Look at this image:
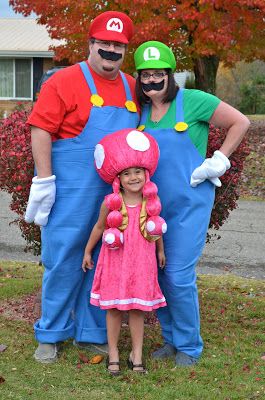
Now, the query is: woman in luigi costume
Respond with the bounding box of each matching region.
[134,41,249,366]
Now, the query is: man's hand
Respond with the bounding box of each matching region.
[190,150,230,188]
[25,175,56,226]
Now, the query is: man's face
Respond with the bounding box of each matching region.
[88,39,126,80]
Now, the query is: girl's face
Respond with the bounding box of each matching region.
[140,69,168,99]
[119,167,145,194]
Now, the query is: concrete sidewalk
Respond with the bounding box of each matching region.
[198,200,265,280]
[0,191,264,279]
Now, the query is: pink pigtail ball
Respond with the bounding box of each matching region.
[146,216,167,237]
[103,228,124,250]
[104,193,123,249]
[107,210,123,228]
[104,181,123,249]
[146,196,162,216]
[105,193,122,210]
[142,181,158,198]
[143,172,162,217]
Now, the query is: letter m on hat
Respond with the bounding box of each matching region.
[107,18,123,32]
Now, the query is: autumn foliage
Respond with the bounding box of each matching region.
[10,0,265,92]
[0,108,41,255]
[0,109,249,256]
[207,126,250,232]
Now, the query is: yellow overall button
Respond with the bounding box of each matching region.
[91,94,104,107]
[137,125,145,131]
[125,100,137,113]
[175,122,188,132]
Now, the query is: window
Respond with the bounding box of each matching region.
[0,59,32,99]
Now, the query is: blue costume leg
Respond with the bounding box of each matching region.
[156,180,214,358]
[74,245,107,343]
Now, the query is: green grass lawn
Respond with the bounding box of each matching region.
[0,261,264,400]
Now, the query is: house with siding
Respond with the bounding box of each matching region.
[0,18,195,117]
[0,18,62,116]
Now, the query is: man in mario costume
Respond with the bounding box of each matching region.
[25,11,139,363]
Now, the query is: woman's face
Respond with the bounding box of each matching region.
[140,69,168,100]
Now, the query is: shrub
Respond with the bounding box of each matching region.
[239,75,265,114]
[0,108,41,255]
[207,125,250,233]
[0,112,250,256]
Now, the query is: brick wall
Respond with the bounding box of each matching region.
[0,100,33,118]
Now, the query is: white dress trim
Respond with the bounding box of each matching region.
[91,292,166,307]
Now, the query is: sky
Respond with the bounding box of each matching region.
[0,0,36,18]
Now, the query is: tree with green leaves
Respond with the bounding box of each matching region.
[239,75,265,114]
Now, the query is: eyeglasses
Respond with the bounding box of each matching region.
[140,72,167,81]
[93,40,126,50]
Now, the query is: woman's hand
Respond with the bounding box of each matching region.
[82,253,94,272]
[190,150,230,187]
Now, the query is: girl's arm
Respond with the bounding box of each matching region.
[156,237,166,269]
[82,202,109,271]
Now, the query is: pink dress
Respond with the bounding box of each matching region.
[90,203,166,311]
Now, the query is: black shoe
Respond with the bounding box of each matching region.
[127,357,147,374]
[106,356,121,376]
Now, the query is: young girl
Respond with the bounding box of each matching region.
[82,128,167,375]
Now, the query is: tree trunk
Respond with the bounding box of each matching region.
[193,56,220,94]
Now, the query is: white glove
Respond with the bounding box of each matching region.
[190,151,230,188]
[25,175,56,226]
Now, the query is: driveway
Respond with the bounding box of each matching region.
[0,191,264,279]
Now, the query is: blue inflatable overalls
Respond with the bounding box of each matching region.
[34,62,139,344]
[139,89,215,358]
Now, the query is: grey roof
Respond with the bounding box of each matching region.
[0,18,62,57]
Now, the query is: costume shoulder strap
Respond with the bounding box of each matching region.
[175,88,184,123]
[79,61,97,94]
[120,71,132,101]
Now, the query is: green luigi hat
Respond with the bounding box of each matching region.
[134,41,176,71]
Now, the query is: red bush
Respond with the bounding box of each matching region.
[0,111,250,256]
[207,125,250,233]
[0,108,41,255]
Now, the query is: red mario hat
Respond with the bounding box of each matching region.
[89,11,134,44]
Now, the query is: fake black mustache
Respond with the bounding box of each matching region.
[98,49,122,61]
[142,80,165,92]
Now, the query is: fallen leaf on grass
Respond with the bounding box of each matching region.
[78,353,89,364]
[90,355,104,364]
[0,376,5,384]
[261,353,265,361]
[242,364,250,372]
[78,353,104,365]
[189,370,196,379]
[0,344,7,352]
